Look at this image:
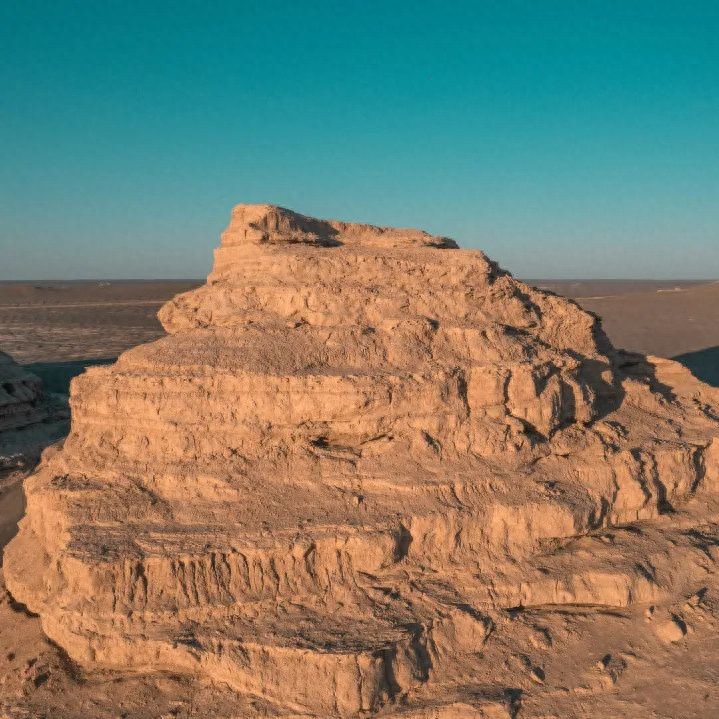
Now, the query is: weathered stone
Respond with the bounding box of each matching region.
[5,205,719,717]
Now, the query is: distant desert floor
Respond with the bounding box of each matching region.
[536,279,719,354]
[535,280,719,387]
[0,280,201,363]
[0,280,201,392]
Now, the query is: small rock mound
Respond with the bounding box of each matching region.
[0,352,68,472]
[0,352,46,433]
[5,205,719,717]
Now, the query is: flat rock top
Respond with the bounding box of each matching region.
[221,204,460,249]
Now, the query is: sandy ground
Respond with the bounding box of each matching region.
[0,277,717,717]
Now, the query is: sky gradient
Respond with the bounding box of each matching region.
[1,1,718,280]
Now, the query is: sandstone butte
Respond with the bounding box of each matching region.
[5,205,719,718]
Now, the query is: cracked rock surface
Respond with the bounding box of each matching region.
[4,205,719,718]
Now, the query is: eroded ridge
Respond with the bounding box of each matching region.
[5,205,719,718]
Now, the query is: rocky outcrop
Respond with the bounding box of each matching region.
[5,205,719,718]
[0,352,46,432]
[0,351,67,472]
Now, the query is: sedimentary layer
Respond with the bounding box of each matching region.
[6,205,719,718]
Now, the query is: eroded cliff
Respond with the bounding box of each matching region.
[5,206,719,718]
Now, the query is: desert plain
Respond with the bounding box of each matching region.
[0,206,718,719]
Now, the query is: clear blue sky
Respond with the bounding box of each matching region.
[1,1,717,280]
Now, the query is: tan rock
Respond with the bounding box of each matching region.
[5,205,719,717]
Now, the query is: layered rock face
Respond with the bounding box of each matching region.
[6,205,719,717]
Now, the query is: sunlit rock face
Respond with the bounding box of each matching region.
[6,205,719,718]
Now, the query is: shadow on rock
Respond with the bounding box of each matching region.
[23,358,116,396]
[673,346,719,388]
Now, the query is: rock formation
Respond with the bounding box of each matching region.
[0,352,46,432]
[5,205,719,718]
[0,351,67,471]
